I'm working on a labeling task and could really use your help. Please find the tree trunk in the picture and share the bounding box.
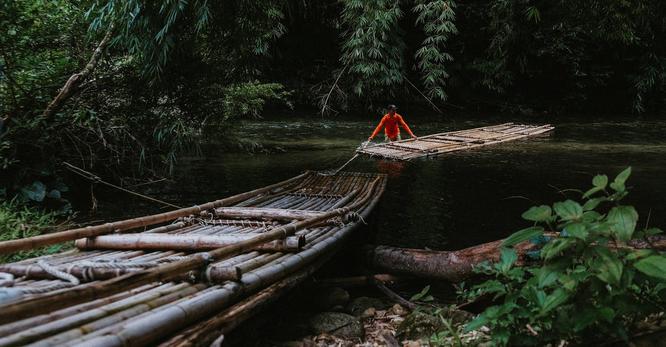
[41,24,114,119]
[366,235,666,282]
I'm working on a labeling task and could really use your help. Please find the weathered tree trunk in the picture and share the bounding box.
[41,25,114,119]
[367,235,666,282]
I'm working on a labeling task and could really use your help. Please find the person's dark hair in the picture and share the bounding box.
[387,104,397,111]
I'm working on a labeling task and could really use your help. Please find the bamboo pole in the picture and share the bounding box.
[26,284,207,347]
[159,255,331,347]
[0,175,384,324]
[0,283,193,346]
[75,234,305,252]
[0,172,311,255]
[213,207,324,221]
[0,284,157,338]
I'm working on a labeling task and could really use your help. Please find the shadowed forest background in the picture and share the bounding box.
[2,0,666,200]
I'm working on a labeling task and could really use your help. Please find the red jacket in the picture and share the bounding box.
[370,113,415,140]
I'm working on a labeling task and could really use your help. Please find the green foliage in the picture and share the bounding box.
[221,81,292,120]
[470,0,666,112]
[86,0,212,79]
[413,0,457,101]
[464,168,666,345]
[0,200,70,263]
[340,0,406,97]
[410,285,435,302]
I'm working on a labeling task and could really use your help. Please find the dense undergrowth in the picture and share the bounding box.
[403,168,666,346]
[0,200,71,263]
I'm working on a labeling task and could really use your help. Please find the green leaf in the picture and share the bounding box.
[502,226,544,247]
[465,313,489,332]
[540,288,569,314]
[541,238,575,260]
[521,205,552,222]
[610,167,631,192]
[499,248,517,273]
[607,206,638,241]
[634,255,666,280]
[564,223,588,240]
[592,174,608,189]
[20,181,47,202]
[553,200,583,221]
[626,250,653,261]
[598,307,616,322]
[593,248,623,285]
[583,186,603,198]
[583,197,605,211]
[534,266,560,288]
[410,285,431,301]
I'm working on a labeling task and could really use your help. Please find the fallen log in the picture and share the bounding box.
[367,235,666,282]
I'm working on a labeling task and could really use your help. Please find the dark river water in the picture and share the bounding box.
[86,113,666,251]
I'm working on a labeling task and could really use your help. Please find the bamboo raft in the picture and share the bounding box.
[0,171,387,346]
[357,123,554,160]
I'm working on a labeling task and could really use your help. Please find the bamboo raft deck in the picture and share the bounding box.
[357,123,554,160]
[0,171,386,347]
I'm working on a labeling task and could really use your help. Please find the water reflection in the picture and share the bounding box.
[84,115,666,251]
[376,160,406,178]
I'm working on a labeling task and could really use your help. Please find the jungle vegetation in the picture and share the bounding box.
[2,0,665,199]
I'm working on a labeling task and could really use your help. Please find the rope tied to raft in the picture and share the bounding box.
[63,161,182,209]
[0,273,14,287]
[1,261,81,298]
[36,260,80,286]
[75,255,191,270]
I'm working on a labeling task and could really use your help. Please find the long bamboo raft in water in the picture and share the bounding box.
[0,171,387,346]
[357,122,554,160]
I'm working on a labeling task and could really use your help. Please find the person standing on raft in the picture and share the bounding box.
[367,105,417,142]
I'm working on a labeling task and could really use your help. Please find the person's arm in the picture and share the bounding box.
[368,116,386,140]
[398,116,416,138]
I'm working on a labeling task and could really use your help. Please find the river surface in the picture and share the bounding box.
[87,114,666,250]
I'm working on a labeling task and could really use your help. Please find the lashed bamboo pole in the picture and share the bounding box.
[0,175,383,324]
[75,234,305,252]
[213,207,324,221]
[67,175,386,347]
[26,284,208,347]
[0,172,311,254]
[0,283,192,346]
[205,253,285,283]
[0,284,157,338]
[158,255,332,347]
